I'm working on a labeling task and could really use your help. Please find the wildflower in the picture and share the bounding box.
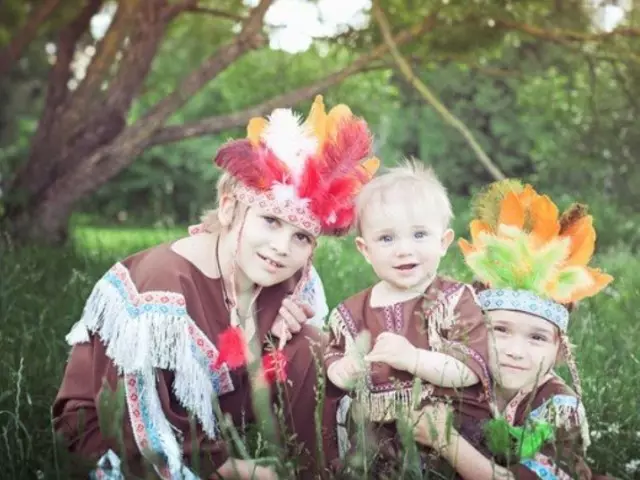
[213,326,247,369]
[261,349,288,384]
[607,423,620,435]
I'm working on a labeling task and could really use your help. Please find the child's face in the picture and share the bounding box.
[226,202,315,288]
[487,310,560,398]
[355,199,453,292]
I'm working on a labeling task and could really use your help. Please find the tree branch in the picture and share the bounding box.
[496,19,640,43]
[101,0,172,116]
[46,0,105,115]
[0,0,63,77]
[183,6,246,22]
[69,0,142,114]
[146,12,439,147]
[372,2,505,181]
[132,0,274,133]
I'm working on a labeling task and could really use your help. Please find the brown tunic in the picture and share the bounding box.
[323,276,493,475]
[325,276,492,416]
[53,242,337,479]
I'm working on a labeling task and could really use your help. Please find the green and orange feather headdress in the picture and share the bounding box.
[459,179,613,331]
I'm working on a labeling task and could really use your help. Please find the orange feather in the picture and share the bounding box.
[470,219,492,243]
[568,268,613,302]
[530,194,560,242]
[498,191,525,229]
[561,215,596,266]
[458,238,476,256]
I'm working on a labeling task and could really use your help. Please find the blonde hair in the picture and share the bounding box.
[200,172,240,232]
[355,159,453,235]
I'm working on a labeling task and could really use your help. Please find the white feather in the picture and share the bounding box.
[272,182,309,207]
[261,109,317,183]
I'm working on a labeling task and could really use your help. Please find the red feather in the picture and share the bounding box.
[300,117,372,233]
[214,139,289,190]
[320,118,372,181]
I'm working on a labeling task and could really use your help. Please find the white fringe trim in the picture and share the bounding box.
[66,263,228,440]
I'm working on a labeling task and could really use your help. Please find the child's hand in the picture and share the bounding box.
[327,355,366,390]
[410,403,457,452]
[364,332,418,373]
[270,296,314,349]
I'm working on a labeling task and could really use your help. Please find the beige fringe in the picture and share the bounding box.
[356,384,434,423]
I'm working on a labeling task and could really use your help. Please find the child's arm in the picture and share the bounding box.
[364,332,478,387]
[411,403,515,480]
[412,349,478,387]
[324,307,366,391]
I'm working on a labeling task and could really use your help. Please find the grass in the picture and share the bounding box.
[0,223,638,479]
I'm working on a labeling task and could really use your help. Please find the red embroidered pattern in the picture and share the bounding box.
[234,184,321,235]
[124,374,173,479]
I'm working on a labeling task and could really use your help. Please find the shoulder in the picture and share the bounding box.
[427,277,481,311]
[123,238,209,292]
[340,285,374,312]
[327,285,373,330]
[64,241,205,366]
[528,376,589,444]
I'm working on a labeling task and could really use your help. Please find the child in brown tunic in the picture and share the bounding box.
[53,96,380,480]
[323,161,493,475]
[412,180,615,480]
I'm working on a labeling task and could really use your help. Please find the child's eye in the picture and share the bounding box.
[493,325,508,334]
[295,232,312,244]
[263,216,278,225]
[378,234,393,243]
[531,334,549,342]
[414,230,428,239]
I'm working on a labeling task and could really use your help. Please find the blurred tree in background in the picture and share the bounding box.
[0,0,638,248]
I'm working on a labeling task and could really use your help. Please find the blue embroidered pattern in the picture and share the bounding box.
[529,394,579,421]
[478,289,569,331]
[520,459,560,479]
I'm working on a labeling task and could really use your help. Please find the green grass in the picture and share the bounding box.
[1,224,638,479]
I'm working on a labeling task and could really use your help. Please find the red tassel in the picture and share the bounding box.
[261,349,288,384]
[212,326,247,370]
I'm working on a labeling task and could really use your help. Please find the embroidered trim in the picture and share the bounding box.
[503,374,554,424]
[478,288,569,332]
[125,371,184,479]
[520,458,561,479]
[234,184,322,236]
[528,394,591,452]
[521,453,573,480]
[65,262,234,440]
[422,283,466,352]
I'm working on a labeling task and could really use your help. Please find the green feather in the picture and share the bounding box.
[510,420,555,459]
[484,416,555,460]
[484,417,513,457]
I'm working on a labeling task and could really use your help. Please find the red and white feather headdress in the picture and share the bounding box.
[214,95,380,236]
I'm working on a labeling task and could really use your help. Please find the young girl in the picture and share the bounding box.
[411,180,614,480]
[53,95,379,480]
